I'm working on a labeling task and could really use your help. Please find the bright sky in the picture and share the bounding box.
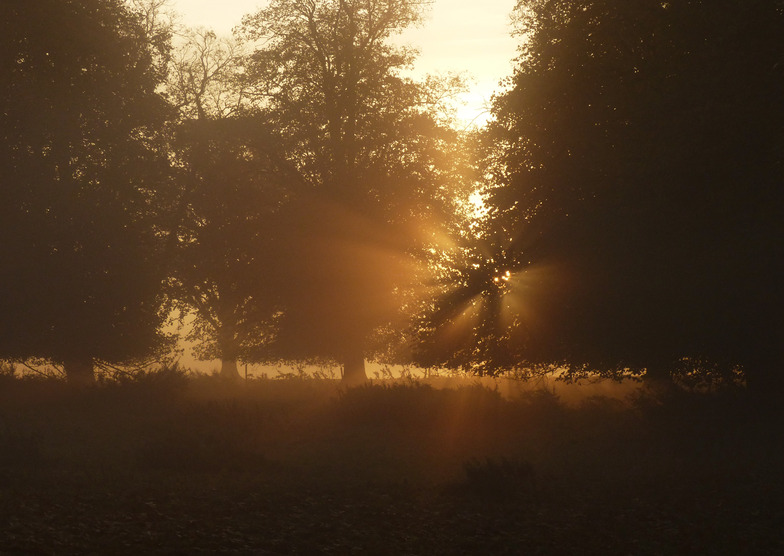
[172,0,520,127]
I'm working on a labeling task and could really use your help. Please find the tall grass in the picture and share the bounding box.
[0,367,781,554]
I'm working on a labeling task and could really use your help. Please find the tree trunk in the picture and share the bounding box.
[64,358,94,385]
[342,350,367,385]
[220,359,241,381]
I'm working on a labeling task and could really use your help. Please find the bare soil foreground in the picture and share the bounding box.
[0,371,782,554]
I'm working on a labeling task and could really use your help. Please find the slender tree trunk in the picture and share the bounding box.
[220,359,241,381]
[342,350,367,385]
[216,319,241,381]
[63,358,94,385]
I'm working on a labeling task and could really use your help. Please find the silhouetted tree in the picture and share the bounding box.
[434,0,783,389]
[0,0,174,383]
[412,232,534,377]
[238,0,469,383]
[128,0,176,72]
[164,27,281,380]
[168,28,247,121]
[169,117,295,379]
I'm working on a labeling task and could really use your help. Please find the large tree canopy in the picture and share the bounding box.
[162,25,283,380]
[0,0,174,382]
[238,0,469,382]
[421,0,784,388]
[168,117,296,379]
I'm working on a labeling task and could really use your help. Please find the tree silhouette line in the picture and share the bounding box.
[1,0,781,392]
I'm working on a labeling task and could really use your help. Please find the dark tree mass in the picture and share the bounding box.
[168,118,293,380]
[418,0,783,391]
[0,0,173,382]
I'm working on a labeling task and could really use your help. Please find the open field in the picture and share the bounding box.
[0,371,782,554]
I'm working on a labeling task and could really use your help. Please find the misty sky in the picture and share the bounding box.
[172,0,520,126]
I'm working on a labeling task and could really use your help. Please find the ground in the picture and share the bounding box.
[0,372,782,554]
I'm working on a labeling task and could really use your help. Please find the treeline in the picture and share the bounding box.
[1,0,781,392]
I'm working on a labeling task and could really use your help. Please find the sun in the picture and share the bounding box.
[493,269,512,285]
[454,90,494,129]
[172,0,518,130]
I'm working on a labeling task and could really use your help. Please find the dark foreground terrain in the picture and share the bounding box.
[0,370,782,555]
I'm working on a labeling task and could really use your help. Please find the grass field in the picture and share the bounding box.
[0,369,782,554]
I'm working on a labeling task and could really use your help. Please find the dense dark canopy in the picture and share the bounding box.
[425,0,784,388]
[168,117,296,378]
[0,0,173,381]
